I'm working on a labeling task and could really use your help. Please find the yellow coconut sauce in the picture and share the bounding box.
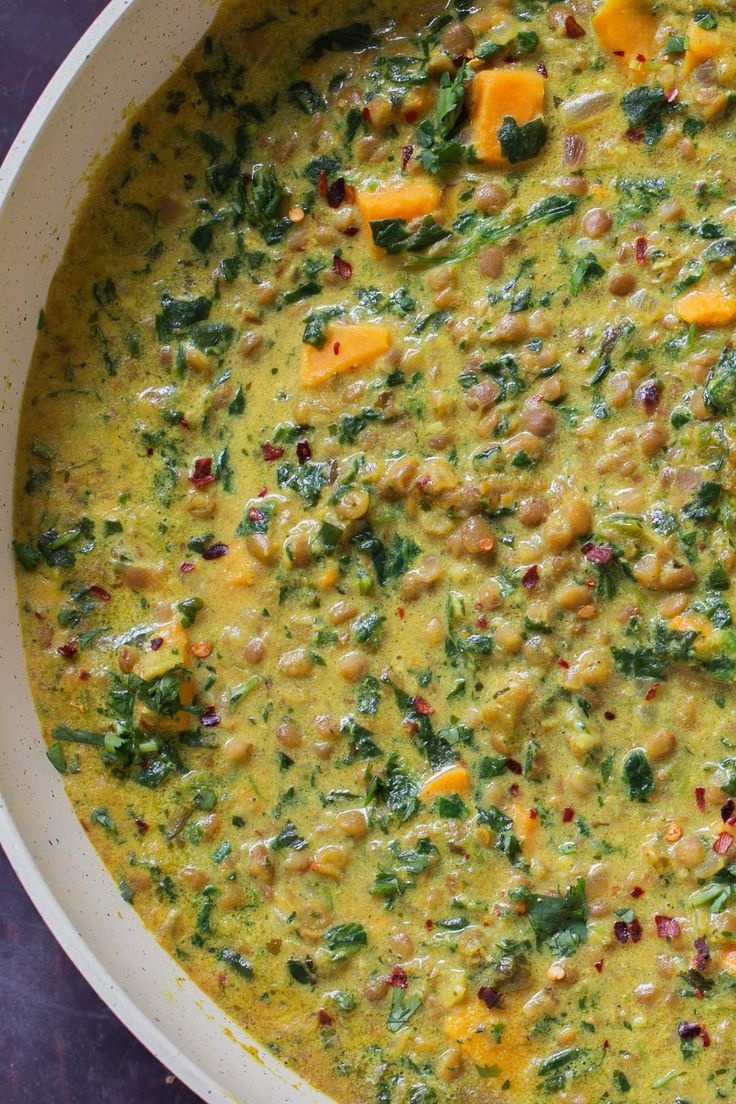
[14,0,736,1099]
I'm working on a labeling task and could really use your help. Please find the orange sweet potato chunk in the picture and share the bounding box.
[300,324,392,387]
[592,0,657,68]
[356,180,442,254]
[676,288,736,327]
[419,764,472,801]
[683,23,726,76]
[471,69,545,165]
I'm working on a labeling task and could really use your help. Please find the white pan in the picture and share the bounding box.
[0,2,329,1101]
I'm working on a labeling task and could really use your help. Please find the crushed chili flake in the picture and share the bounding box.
[476,614,489,629]
[625,126,644,141]
[509,782,520,797]
[644,683,658,701]
[581,542,613,565]
[721,799,735,822]
[695,786,706,812]
[180,561,195,573]
[565,14,585,37]
[713,831,734,855]
[333,341,341,355]
[296,440,312,464]
[135,818,149,834]
[317,1009,334,1026]
[425,919,434,931]
[397,607,405,619]
[613,920,629,944]
[189,456,216,487]
[332,253,352,280]
[529,808,538,820]
[401,144,413,170]
[678,1021,701,1040]
[412,695,434,715]
[604,710,616,720]
[506,758,523,775]
[634,236,648,263]
[630,886,644,898]
[318,169,328,196]
[326,177,346,208]
[88,584,111,601]
[388,966,408,988]
[150,636,164,651]
[57,642,78,658]
[562,806,575,823]
[79,669,90,681]
[594,960,603,973]
[557,658,570,669]
[635,52,646,62]
[262,441,285,461]
[665,86,678,103]
[202,543,228,560]
[629,918,642,942]
[343,226,359,237]
[477,986,501,1009]
[522,565,539,589]
[654,914,681,939]
[200,706,221,728]
[701,1027,711,1047]
[146,446,154,457]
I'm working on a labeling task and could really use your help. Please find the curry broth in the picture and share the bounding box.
[13,0,736,1100]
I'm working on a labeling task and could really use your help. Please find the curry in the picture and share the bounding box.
[13,0,736,1100]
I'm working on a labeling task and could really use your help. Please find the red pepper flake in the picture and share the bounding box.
[603,1039,609,1049]
[636,52,646,62]
[202,543,228,560]
[604,710,616,721]
[695,787,706,812]
[79,669,90,681]
[557,658,570,669]
[262,441,285,462]
[412,695,434,715]
[146,447,154,457]
[326,177,346,209]
[388,966,408,988]
[713,831,734,855]
[529,808,538,820]
[644,683,658,701]
[522,565,539,589]
[333,341,341,355]
[625,126,644,142]
[135,818,149,834]
[562,806,575,823]
[565,14,585,37]
[506,758,523,775]
[477,986,501,1010]
[581,542,613,565]
[665,86,678,103]
[317,1009,334,1026]
[404,110,418,124]
[634,236,648,264]
[509,782,520,797]
[629,918,642,942]
[180,561,195,573]
[425,919,434,931]
[88,584,111,601]
[179,417,191,429]
[612,49,624,55]
[150,636,164,651]
[693,937,710,971]
[332,253,353,280]
[201,706,221,728]
[296,440,312,465]
[594,960,603,973]
[189,456,216,487]
[476,614,489,629]
[401,145,413,171]
[397,607,405,620]
[678,1021,701,1040]
[57,642,78,658]
[361,106,371,121]
[655,914,681,939]
[721,799,735,822]
[318,169,328,196]
[257,486,268,498]
[630,886,644,898]
[537,62,548,77]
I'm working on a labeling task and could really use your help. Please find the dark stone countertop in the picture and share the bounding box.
[1,4,201,1100]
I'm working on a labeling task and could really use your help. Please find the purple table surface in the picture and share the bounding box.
[1,3,201,1101]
